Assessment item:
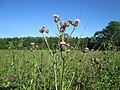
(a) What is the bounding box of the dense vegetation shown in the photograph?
[0,50,120,90]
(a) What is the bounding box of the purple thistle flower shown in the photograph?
[60,41,66,51]
[53,14,60,18]
[75,18,80,23]
[53,14,60,23]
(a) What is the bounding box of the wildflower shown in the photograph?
[67,20,71,27]
[75,18,80,23]
[62,22,67,29]
[39,25,45,33]
[60,41,66,51]
[59,22,67,32]
[83,47,89,53]
[31,42,35,46]
[53,14,60,23]
[53,14,60,18]
[74,18,80,27]
[60,26,64,32]
[31,42,35,50]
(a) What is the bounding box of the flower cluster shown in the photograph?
[53,14,80,33]
[39,25,49,33]
[52,14,80,52]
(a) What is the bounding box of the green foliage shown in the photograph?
[94,21,120,50]
[0,50,119,89]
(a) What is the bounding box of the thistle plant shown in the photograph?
[39,14,80,90]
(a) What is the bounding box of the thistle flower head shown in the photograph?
[60,26,64,32]
[60,41,66,45]
[31,42,35,45]
[62,22,67,29]
[53,14,60,18]
[83,47,89,53]
[39,25,46,33]
[66,19,71,27]
[73,18,80,27]
[53,14,60,23]
[75,18,80,23]
[68,19,72,23]
[60,41,66,51]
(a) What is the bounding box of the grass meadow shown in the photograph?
[0,50,120,90]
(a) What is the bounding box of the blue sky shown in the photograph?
[0,0,120,38]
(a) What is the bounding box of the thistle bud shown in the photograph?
[75,18,80,23]
[39,29,45,33]
[74,22,78,27]
[60,21,63,26]
[74,18,80,27]
[60,41,66,51]
[39,25,45,33]
[53,14,60,23]
[71,21,75,25]
[62,22,67,29]
[46,29,49,33]
[83,47,89,53]
[66,22,70,27]
[94,57,100,64]
[54,18,59,23]
[59,27,64,32]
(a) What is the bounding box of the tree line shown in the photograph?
[0,21,120,50]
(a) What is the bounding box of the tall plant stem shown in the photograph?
[53,54,58,90]
[60,52,64,90]
[62,32,65,42]
[43,34,53,56]
[56,23,61,35]
[66,26,75,43]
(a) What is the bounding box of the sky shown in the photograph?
[0,0,120,38]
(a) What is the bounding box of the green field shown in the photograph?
[0,50,120,90]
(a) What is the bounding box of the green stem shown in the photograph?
[60,52,64,90]
[43,34,53,56]
[56,23,61,35]
[53,54,58,90]
[66,26,76,43]
[62,32,65,42]
[67,72,75,89]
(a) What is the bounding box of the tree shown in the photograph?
[94,21,120,50]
